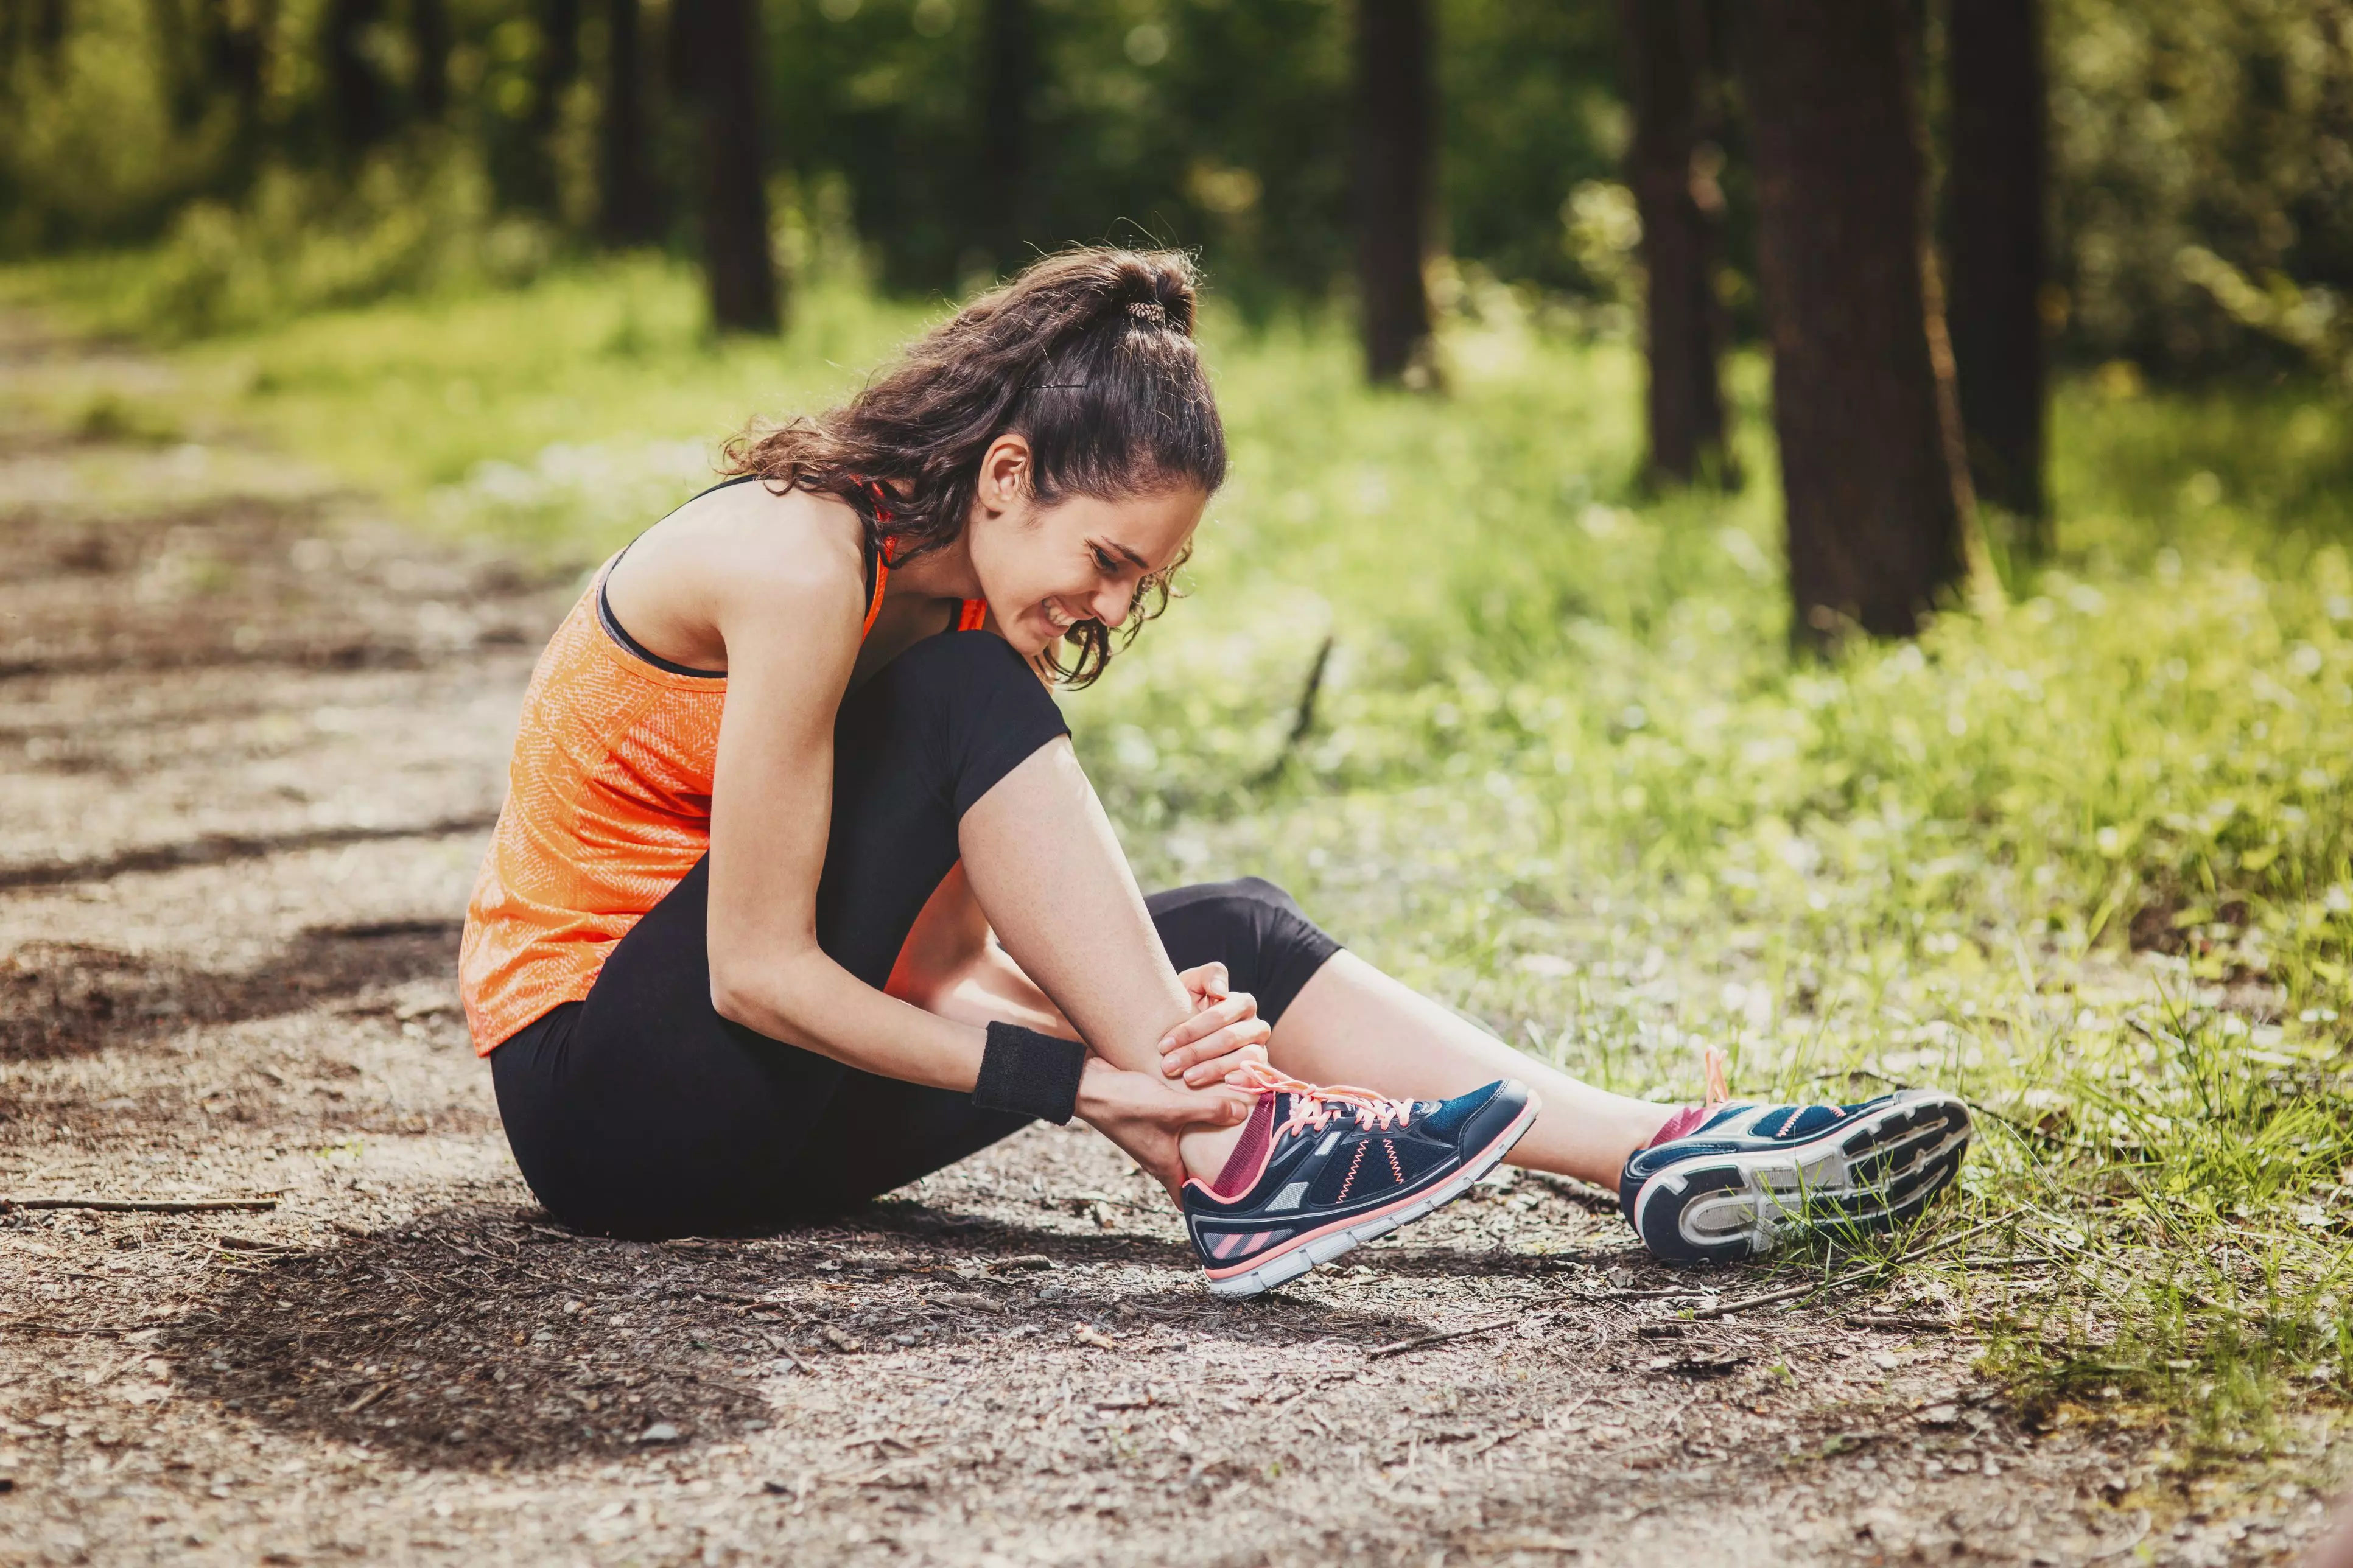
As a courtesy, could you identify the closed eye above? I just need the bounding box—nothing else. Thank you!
[1090,544,1121,573]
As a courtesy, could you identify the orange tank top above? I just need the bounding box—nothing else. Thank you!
[459,537,984,1055]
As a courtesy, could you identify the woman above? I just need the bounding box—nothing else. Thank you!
[459,248,1971,1296]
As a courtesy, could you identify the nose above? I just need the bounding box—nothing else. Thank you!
[1090,579,1138,627]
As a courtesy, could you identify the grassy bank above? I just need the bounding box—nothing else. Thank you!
[10,255,2351,1466]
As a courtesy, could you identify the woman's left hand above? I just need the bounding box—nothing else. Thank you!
[1159,962,1272,1088]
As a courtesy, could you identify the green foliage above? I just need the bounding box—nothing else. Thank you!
[126,144,558,338]
[10,257,2350,1452]
[2048,0,2353,377]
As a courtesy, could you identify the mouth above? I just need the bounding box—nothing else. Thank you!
[1040,598,1081,635]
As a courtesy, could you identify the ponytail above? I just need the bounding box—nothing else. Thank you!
[721,247,1226,686]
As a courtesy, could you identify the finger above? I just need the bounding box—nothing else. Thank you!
[1171,1021,1271,1083]
[1185,1041,1270,1088]
[1185,962,1230,1003]
[1157,993,1257,1057]
[1160,1012,1261,1074]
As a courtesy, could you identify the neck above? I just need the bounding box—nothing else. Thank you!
[889,533,981,601]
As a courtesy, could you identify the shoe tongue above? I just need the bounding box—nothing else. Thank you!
[1646,1102,1713,1147]
[1209,1093,1278,1199]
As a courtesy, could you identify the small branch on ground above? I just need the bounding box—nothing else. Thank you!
[1251,634,1336,786]
[1691,1212,2015,1320]
[1369,1313,1530,1359]
[1,1196,279,1214]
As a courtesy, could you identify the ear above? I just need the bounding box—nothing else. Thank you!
[977,433,1033,514]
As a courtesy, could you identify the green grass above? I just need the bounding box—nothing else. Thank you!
[10,254,2351,1466]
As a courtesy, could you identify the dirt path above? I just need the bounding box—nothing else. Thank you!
[0,315,2336,1567]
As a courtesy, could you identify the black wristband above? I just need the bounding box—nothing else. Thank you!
[973,1021,1087,1125]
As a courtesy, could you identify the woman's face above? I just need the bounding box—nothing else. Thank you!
[967,436,1205,659]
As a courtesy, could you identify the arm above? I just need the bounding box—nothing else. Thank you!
[693,495,1249,1189]
[700,500,988,1089]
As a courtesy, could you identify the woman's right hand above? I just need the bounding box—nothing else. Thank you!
[1073,1056,1253,1199]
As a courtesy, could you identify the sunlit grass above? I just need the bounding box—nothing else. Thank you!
[8,254,2350,1465]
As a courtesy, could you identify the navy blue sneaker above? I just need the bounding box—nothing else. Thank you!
[1621,1069,1972,1265]
[1180,1066,1538,1298]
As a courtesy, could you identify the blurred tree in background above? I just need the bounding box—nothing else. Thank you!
[5,0,2344,383]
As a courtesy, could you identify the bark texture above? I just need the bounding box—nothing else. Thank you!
[1618,0,1727,486]
[324,0,393,153]
[1735,0,1970,643]
[977,0,1034,274]
[409,0,449,119]
[1945,0,2049,544]
[688,0,779,334]
[1353,0,1434,385]
[597,0,662,245]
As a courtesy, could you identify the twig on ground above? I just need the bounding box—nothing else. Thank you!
[1691,1213,2017,1320]
[0,1195,278,1214]
[1369,1313,1529,1359]
[1250,634,1336,786]
[0,1321,133,1336]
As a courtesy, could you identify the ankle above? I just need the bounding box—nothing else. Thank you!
[1178,1122,1246,1185]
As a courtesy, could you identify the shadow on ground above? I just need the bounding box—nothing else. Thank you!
[0,918,463,1059]
[166,1200,1437,1470]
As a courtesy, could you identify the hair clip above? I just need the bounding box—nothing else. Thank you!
[1125,300,1167,323]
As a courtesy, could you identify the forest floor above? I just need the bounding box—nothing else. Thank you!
[0,312,2342,1567]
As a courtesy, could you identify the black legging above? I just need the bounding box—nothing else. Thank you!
[489,631,1340,1239]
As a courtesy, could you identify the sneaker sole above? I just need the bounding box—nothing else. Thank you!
[1630,1090,1973,1265]
[1201,1096,1541,1299]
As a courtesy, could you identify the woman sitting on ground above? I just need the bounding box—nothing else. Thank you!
[457,247,1971,1294]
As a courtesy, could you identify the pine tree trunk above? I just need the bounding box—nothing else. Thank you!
[690,0,778,334]
[1735,0,1970,645]
[324,0,392,153]
[597,0,662,244]
[1618,0,1727,486]
[410,0,449,119]
[1945,0,2048,547]
[1353,0,1434,385]
[34,0,66,66]
[977,0,1034,276]
[513,0,581,208]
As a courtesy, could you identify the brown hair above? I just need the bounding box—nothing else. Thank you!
[721,247,1227,685]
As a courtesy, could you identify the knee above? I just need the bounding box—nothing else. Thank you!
[841,631,1068,800]
[875,629,1042,709]
[1204,876,1310,928]
[1151,878,1339,1023]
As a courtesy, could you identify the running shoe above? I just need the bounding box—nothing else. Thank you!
[1621,1052,1972,1265]
[1180,1064,1538,1298]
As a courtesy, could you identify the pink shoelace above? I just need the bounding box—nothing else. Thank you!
[1223,1060,1417,1137]
[1647,1046,1735,1147]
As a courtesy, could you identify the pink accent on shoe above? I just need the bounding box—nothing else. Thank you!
[1211,1094,1278,1199]
[1647,1103,1711,1146]
[1334,1140,1370,1202]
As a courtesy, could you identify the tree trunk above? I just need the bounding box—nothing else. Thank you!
[597,0,662,244]
[689,0,779,333]
[1618,0,1727,487]
[324,0,393,153]
[510,0,581,208]
[34,0,66,66]
[1353,0,1434,385]
[977,0,1033,275]
[1734,0,1971,645]
[1944,0,2048,547]
[410,0,449,120]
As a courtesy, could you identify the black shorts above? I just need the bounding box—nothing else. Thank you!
[488,631,1339,1239]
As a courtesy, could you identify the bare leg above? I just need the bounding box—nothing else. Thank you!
[957,740,1245,1181]
[1268,952,1677,1191]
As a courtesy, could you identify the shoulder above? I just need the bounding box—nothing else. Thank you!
[680,482,869,618]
